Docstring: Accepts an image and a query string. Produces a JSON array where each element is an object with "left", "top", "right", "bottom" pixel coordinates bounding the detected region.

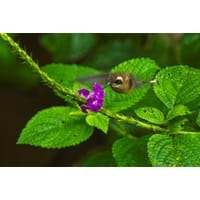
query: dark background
[{"left": 0, "top": 33, "right": 199, "bottom": 166}]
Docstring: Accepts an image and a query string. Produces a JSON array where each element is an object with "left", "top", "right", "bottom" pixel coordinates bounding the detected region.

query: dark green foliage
[
  {"left": 83, "top": 38, "right": 141, "bottom": 70},
  {"left": 112, "top": 136, "right": 151, "bottom": 166},
  {"left": 40, "top": 33, "right": 97, "bottom": 63},
  {"left": 83, "top": 34, "right": 179, "bottom": 69},
  {"left": 181, "top": 34, "right": 200, "bottom": 68},
  {"left": 81, "top": 149, "right": 116, "bottom": 167},
  {"left": 0, "top": 38, "right": 38, "bottom": 89}
]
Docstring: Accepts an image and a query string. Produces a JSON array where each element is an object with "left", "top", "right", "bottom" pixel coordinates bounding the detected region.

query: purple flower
[
  {"left": 78, "top": 82, "right": 105, "bottom": 113},
  {"left": 93, "top": 82, "right": 105, "bottom": 99},
  {"left": 79, "top": 104, "right": 88, "bottom": 113},
  {"left": 87, "top": 94, "right": 103, "bottom": 112},
  {"left": 78, "top": 89, "right": 90, "bottom": 98}
]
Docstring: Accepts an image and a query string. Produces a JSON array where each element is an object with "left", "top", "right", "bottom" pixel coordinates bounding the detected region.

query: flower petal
[
  {"left": 79, "top": 104, "right": 88, "bottom": 113},
  {"left": 87, "top": 95, "right": 103, "bottom": 112},
  {"left": 78, "top": 88, "right": 90, "bottom": 98},
  {"left": 93, "top": 82, "right": 105, "bottom": 99},
  {"left": 78, "top": 83, "right": 105, "bottom": 112}
]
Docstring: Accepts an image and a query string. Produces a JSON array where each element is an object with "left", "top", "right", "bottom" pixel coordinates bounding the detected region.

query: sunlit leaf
[
  {"left": 86, "top": 113, "right": 110, "bottom": 134},
  {"left": 135, "top": 107, "right": 165, "bottom": 125},
  {"left": 153, "top": 66, "right": 200, "bottom": 109},
  {"left": 17, "top": 107, "right": 93, "bottom": 149},
  {"left": 166, "top": 104, "right": 190, "bottom": 121},
  {"left": 148, "top": 134, "right": 200, "bottom": 166}
]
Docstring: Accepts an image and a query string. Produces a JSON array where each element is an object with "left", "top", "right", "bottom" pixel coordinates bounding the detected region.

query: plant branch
[
  {"left": 0, "top": 33, "right": 168, "bottom": 134},
  {"left": 101, "top": 108, "right": 166, "bottom": 132},
  {"left": 170, "top": 131, "right": 200, "bottom": 135},
  {"left": 0, "top": 33, "right": 82, "bottom": 102}
]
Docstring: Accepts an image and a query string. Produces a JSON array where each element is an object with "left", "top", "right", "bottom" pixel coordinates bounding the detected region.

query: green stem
[
  {"left": 101, "top": 108, "right": 166, "bottom": 132},
  {"left": 170, "top": 131, "right": 200, "bottom": 135},
  {"left": 0, "top": 33, "right": 168, "bottom": 134}
]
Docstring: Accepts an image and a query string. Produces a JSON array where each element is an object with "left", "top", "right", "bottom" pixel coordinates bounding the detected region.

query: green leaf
[
  {"left": 42, "top": 63, "right": 101, "bottom": 90},
  {"left": 135, "top": 107, "right": 165, "bottom": 125},
  {"left": 168, "top": 118, "right": 188, "bottom": 132},
  {"left": 17, "top": 107, "right": 93, "bottom": 149},
  {"left": 40, "top": 33, "right": 97, "bottom": 63},
  {"left": 166, "top": 104, "right": 190, "bottom": 121},
  {"left": 86, "top": 113, "right": 110, "bottom": 134},
  {"left": 153, "top": 66, "right": 200, "bottom": 109},
  {"left": 148, "top": 134, "right": 200, "bottom": 166},
  {"left": 104, "top": 58, "right": 159, "bottom": 112},
  {"left": 131, "top": 87, "right": 168, "bottom": 115},
  {"left": 112, "top": 136, "right": 151, "bottom": 166},
  {"left": 42, "top": 64, "right": 101, "bottom": 102},
  {"left": 81, "top": 150, "right": 116, "bottom": 167}
]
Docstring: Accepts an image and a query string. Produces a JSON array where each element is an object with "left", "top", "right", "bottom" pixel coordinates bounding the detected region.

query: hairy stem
[
  {"left": 170, "top": 131, "right": 200, "bottom": 135},
  {"left": 0, "top": 33, "right": 81, "bottom": 102},
  {"left": 0, "top": 33, "right": 168, "bottom": 134},
  {"left": 102, "top": 108, "right": 166, "bottom": 132}
]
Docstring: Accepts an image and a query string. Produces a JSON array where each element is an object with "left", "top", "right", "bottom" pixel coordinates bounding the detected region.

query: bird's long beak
[
  {"left": 104, "top": 82, "right": 111, "bottom": 89},
  {"left": 149, "top": 79, "right": 157, "bottom": 84}
]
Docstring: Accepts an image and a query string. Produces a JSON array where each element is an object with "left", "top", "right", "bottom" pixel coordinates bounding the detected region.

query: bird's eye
[{"left": 114, "top": 79, "right": 123, "bottom": 85}]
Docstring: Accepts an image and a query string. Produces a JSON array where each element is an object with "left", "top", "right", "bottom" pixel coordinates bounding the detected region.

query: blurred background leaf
[
  {"left": 0, "top": 37, "right": 39, "bottom": 89},
  {"left": 82, "top": 34, "right": 180, "bottom": 70},
  {"left": 40, "top": 33, "right": 97, "bottom": 63},
  {"left": 40, "top": 33, "right": 182, "bottom": 71},
  {"left": 181, "top": 33, "right": 200, "bottom": 68},
  {"left": 112, "top": 135, "right": 151, "bottom": 166},
  {"left": 80, "top": 148, "right": 116, "bottom": 167},
  {"left": 148, "top": 134, "right": 200, "bottom": 166}
]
